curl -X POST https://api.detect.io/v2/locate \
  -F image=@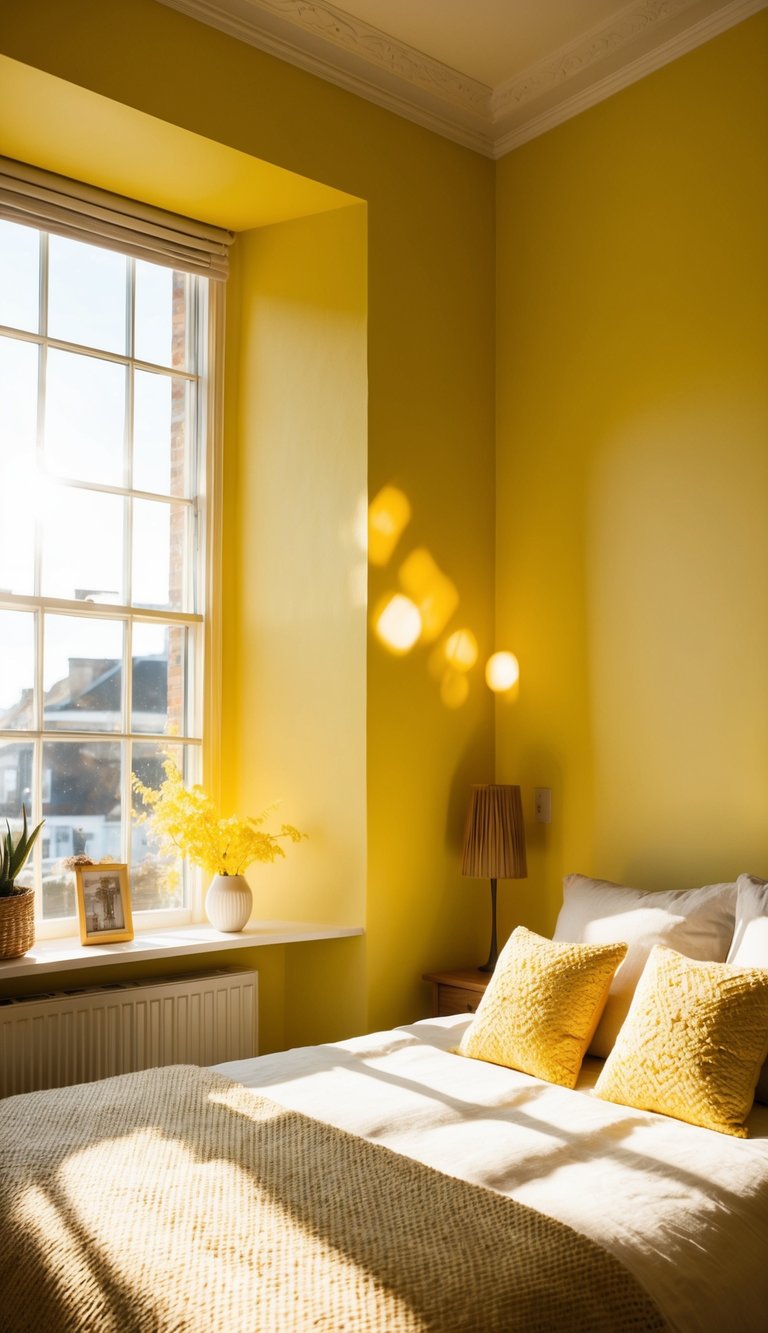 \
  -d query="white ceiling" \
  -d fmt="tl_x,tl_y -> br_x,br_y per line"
158,0 -> 766,155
